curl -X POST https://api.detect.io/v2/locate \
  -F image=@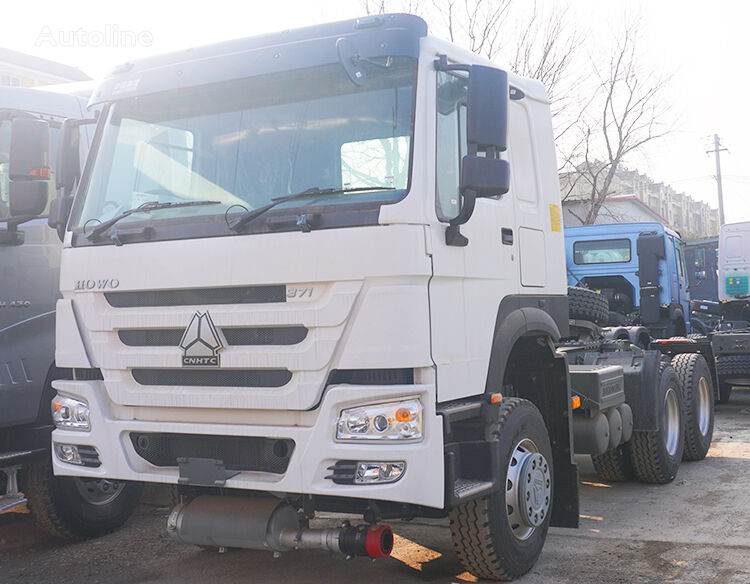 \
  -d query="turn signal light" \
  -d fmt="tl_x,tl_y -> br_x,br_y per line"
571,396 -> 581,409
